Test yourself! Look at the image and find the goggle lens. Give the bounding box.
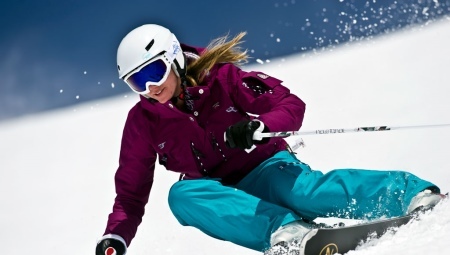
[125,59,169,92]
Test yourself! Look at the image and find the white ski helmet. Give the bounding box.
[116,24,186,80]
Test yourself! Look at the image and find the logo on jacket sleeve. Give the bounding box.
[257,73,269,79]
[226,106,238,113]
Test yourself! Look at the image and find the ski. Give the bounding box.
[265,214,415,255]
[300,214,413,255]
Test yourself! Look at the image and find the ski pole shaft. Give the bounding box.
[253,131,301,139]
[253,123,450,139]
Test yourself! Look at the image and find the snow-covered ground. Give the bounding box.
[1,18,450,255]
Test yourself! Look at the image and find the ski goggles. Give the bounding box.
[123,52,172,94]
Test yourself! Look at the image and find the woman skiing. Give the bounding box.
[95,24,444,255]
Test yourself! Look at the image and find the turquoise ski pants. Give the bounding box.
[168,150,438,251]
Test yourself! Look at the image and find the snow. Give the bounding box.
[346,201,450,254]
[1,18,450,255]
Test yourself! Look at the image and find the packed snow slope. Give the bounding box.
[1,18,450,255]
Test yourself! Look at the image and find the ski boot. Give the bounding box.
[265,221,313,255]
[407,189,447,214]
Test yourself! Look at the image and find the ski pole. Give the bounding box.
[246,123,450,153]
[253,123,450,140]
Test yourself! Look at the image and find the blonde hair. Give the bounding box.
[185,32,249,87]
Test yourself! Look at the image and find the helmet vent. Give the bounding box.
[145,39,155,51]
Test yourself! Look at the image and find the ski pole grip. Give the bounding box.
[252,131,266,141]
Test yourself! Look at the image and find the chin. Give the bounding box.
[158,98,170,104]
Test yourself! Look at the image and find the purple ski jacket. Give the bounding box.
[104,44,306,246]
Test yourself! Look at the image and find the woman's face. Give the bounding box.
[144,68,181,103]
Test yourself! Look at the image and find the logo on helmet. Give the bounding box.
[142,52,153,61]
[172,41,181,58]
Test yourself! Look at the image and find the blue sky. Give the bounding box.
[1,0,449,121]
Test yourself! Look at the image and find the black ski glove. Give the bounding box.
[96,238,126,255]
[225,120,267,149]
